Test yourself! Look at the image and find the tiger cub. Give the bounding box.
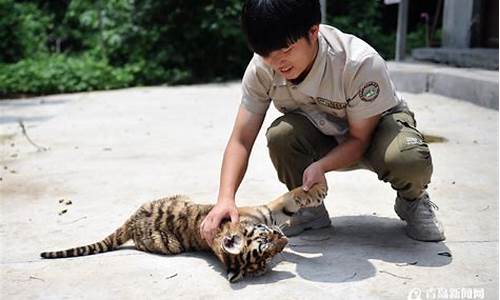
[41,183,328,282]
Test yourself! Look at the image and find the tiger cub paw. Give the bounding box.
[292,183,328,208]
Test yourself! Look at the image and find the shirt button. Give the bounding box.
[319,120,325,126]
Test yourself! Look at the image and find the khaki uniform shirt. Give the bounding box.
[241,24,406,142]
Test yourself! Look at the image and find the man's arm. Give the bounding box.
[200,105,265,244]
[302,114,381,190]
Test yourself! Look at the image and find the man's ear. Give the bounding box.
[309,25,320,41]
[221,234,243,255]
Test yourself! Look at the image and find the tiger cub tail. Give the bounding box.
[40,222,131,259]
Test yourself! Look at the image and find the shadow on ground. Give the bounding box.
[0,98,69,125]
[289,215,450,282]
[232,215,451,288]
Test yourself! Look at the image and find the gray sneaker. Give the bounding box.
[282,204,331,237]
[394,192,445,242]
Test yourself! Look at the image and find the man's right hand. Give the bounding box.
[200,200,239,246]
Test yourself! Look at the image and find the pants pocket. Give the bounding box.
[396,120,426,152]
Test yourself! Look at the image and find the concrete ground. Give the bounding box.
[0,82,498,299]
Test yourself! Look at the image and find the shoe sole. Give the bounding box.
[406,227,446,242]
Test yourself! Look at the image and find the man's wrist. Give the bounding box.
[217,196,235,205]
[315,159,329,173]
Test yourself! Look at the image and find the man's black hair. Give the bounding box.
[241,0,321,57]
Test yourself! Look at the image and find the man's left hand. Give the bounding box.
[302,161,327,192]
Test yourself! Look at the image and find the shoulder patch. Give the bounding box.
[359,82,380,102]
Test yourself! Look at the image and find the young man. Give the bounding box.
[200,0,444,243]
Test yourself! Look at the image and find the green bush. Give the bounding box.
[406,25,442,53]
[45,0,250,84]
[0,54,136,96]
[327,0,396,59]
[406,25,427,54]
[116,0,250,84]
[0,0,430,96]
[1,0,252,96]
[0,0,52,63]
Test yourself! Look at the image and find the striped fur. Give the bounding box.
[41,183,327,282]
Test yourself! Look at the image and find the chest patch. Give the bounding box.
[359,82,380,102]
[316,97,347,110]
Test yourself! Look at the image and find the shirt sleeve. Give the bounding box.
[241,55,272,115]
[345,54,399,122]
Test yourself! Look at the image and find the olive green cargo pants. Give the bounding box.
[265,111,432,200]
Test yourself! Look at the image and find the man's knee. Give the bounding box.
[266,116,302,157]
[384,145,433,184]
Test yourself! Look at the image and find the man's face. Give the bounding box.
[262,26,319,82]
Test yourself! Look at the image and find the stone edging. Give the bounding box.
[387,61,499,110]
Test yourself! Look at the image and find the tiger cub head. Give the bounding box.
[215,222,288,283]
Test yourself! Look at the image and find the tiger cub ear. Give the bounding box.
[221,234,243,255]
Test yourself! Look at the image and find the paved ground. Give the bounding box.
[0,83,498,299]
